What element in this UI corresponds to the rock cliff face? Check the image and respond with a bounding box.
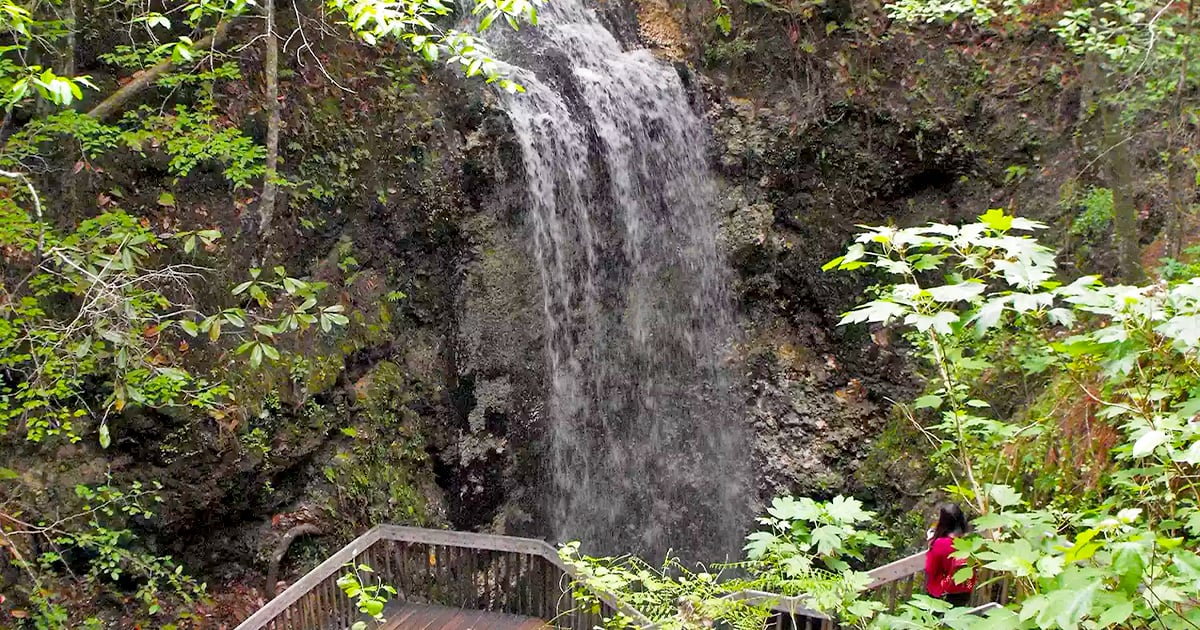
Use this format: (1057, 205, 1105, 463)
(6, 0, 1085, 617)
(359, 0, 1075, 548)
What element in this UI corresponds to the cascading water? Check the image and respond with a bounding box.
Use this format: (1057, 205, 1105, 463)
(496, 0, 749, 561)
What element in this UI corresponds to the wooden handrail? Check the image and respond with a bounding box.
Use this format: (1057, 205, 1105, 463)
(234, 525, 651, 630)
(864, 551, 926, 589)
(235, 527, 385, 630)
(236, 526, 951, 630)
(723, 590, 832, 619)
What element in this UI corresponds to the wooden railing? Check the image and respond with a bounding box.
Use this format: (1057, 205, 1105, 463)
(864, 550, 1011, 612)
(732, 549, 1012, 630)
(234, 525, 648, 630)
(236, 527, 1011, 630)
(865, 551, 927, 611)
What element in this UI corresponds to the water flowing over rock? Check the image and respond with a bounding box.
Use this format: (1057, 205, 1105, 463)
(495, 0, 751, 561)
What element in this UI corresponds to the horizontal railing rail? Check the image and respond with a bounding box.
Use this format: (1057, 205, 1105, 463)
(234, 525, 649, 630)
(717, 549, 1011, 630)
(236, 528, 1011, 630)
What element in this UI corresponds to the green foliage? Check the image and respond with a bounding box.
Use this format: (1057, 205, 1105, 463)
(826, 209, 1067, 510)
(590, 210, 1200, 629)
(813, 210, 1200, 628)
(337, 562, 397, 629)
(560, 496, 886, 629)
(319, 362, 431, 532)
(121, 105, 267, 189)
(0, 0, 95, 110)
(883, 0, 1194, 127)
(703, 33, 757, 67)
(1160, 243, 1200, 282)
(1003, 164, 1028, 184)
(328, 0, 539, 92)
(8, 479, 206, 629)
(1068, 186, 1115, 242)
(1053, 0, 1155, 61)
(0, 200, 347, 445)
(745, 495, 892, 573)
(0, 0, 540, 622)
(712, 0, 733, 35)
(884, 0, 1031, 26)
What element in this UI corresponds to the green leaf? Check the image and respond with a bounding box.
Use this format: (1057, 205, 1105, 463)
(822, 255, 845, 272)
(927, 282, 986, 303)
(782, 554, 812, 576)
(715, 13, 732, 34)
(249, 284, 268, 305)
(1131, 429, 1168, 458)
(1116, 508, 1141, 523)
(0, 467, 19, 480)
(913, 394, 943, 410)
(1096, 600, 1133, 628)
(1045, 583, 1097, 630)
(810, 524, 843, 556)
(907, 310, 960, 335)
(973, 297, 1008, 334)
(988, 484, 1023, 508)
(1112, 543, 1145, 595)
(979, 208, 1014, 232)
(99, 423, 111, 449)
(952, 565, 975, 584)
(1158, 315, 1200, 349)
(825, 495, 871, 523)
(1172, 550, 1200, 580)
(768, 496, 820, 522)
(839, 300, 906, 326)
(223, 311, 246, 328)
(1035, 554, 1064, 578)
(743, 531, 776, 559)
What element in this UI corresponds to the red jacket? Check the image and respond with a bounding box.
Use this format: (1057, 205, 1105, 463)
(925, 536, 975, 598)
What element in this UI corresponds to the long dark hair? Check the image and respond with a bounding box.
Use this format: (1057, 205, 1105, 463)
(931, 503, 969, 542)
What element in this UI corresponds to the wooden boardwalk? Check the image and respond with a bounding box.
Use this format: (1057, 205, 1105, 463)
(380, 603, 547, 630)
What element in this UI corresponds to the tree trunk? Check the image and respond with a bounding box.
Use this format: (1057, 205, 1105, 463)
(64, 0, 76, 78)
(1103, 101, 1143, 283)
(259, 0, 281, 235)
(1167, 0, 1195, 258)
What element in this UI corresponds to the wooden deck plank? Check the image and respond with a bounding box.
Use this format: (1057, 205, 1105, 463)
(380, 602, 546, 630)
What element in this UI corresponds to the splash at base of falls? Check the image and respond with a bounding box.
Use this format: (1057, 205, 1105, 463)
(497, 0, 750, 562)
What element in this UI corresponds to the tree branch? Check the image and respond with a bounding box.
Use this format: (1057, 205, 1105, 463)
(86, 20, 232, 121)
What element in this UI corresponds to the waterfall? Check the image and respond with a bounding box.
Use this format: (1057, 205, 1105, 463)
(496, 0, 749, 561)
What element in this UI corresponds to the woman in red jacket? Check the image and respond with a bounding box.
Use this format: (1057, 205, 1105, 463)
(925, 503, 976, 607)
